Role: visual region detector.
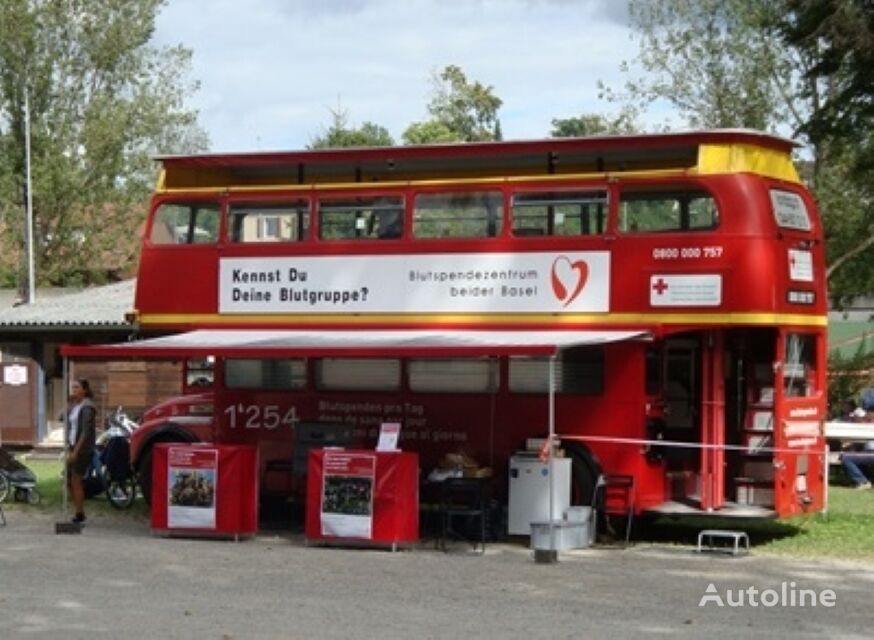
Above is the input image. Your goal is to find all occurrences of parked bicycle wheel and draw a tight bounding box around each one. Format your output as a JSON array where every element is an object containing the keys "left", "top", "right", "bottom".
[
  {"left": 106, "top": 477, "right": 136, "bottom": 509},
  {"left": 0, "top": 473, "right": 9, "bottom": 503}
]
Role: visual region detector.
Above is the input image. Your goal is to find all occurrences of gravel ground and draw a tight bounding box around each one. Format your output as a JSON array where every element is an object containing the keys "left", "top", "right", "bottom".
[{"left": 0, "top": 509, "right": 871, "bottom": 639}]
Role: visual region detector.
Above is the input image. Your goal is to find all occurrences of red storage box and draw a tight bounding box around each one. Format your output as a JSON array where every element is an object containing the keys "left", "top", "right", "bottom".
[
  {"left": 151, "top": 443, "right": 259, "bottom": 539},
  {"left": 305, "top": 449, "right": 419, "bottom": 549}
]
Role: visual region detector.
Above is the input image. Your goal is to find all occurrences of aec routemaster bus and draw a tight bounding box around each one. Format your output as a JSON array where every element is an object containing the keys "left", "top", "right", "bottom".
[{"left": 64, "top": 130, "right": 828, "bottom": 520}]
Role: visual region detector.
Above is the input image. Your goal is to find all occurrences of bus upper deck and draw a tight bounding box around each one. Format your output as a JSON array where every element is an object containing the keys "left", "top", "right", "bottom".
[{"left": 132, "top": 129, "right": 826, "bottom": 335}]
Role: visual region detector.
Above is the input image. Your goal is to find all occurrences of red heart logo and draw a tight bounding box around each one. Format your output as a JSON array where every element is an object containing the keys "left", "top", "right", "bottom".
[{"left": 551, "top": 256, "right": 589, "bottom": 307}]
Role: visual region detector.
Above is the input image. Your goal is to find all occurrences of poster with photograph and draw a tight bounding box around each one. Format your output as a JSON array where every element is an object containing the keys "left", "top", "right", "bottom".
[
  {"left": 320, "top": 451, "right": 376, "bottom": 539},
  {"left": 167, "top": 447, "right": 218, "bottom": 529}
]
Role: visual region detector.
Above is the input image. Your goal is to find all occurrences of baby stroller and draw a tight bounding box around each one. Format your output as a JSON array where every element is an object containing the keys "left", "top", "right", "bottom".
[{"left": 0, "top": 447, "right": 40, "bottom": 505}]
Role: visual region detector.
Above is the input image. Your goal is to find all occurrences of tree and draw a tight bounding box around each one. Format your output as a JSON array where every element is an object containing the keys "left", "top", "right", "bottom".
[
  {"left": 608, "top": 0, "right": 795, "bottom": 132},
  {"left": 781, "top": 0, "right": 874, "bottom": 173},
  {"left": 401, "top": 120, "right": 458, "bottom": 145},
  {"left": 780, "top": 0, "right": 874, "bottom": 298},
  {"left": 550, "top": 110, "right": 641, "bottom": 137},
  {"left": 0, "top": 0, "right": 208, "bottom": 288},
  {"left": 308, "top": 107, "right": 394, "bottom": 149},
  {"left": 610, "top": 0, "right": 872, "bottom": 304},
  {"left": 402, "top": 65, "right": 503, "bottom": 144}
]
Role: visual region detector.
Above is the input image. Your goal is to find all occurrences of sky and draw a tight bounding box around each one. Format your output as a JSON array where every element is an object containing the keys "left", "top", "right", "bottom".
[{"left": 152, "top": 0, "right": 660, "bottom": 153}]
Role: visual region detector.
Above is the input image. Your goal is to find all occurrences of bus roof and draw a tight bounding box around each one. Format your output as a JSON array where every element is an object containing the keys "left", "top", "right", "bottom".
[{"left": 154, "top": 129, "right": 801, "bottom": 191}]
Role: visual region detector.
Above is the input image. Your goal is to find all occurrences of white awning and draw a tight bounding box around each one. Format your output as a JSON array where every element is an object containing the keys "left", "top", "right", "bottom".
[{"left": 62, "top": 328, "right": 650, "bottom": 359}]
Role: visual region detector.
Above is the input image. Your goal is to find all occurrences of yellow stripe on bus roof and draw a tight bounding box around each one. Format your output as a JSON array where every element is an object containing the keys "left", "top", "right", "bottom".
[{"left": 697, "top": 143, "right": 800, "bottom": 183}]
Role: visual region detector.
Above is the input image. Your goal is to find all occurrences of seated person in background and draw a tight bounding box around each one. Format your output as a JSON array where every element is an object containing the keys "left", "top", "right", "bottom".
[
  {"left": 841, "top": 440, "right": 874, "bottom": 490},
  {"left": 843, "top": 399, "right": 867, "bottom": 421}
]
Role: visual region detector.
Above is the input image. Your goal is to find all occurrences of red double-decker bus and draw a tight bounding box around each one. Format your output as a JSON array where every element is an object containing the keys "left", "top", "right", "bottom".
[{"left": 66, "top": 130, "right": 828, "bottom": 520}]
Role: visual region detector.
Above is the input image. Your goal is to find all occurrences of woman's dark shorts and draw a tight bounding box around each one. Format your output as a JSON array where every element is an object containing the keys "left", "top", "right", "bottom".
[{"left": 68, "top": 449, "right": 94, "bottom": 476}]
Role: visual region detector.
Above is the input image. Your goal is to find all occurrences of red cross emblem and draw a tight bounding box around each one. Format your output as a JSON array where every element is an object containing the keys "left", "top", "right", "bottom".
[{"left": 652, "top": 278, "right": 669, "bottom": 295}]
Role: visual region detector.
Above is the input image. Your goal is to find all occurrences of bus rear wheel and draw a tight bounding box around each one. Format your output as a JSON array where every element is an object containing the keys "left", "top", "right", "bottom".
[{"left": 564, "top": 442, "right": 601, "bottom": 507}]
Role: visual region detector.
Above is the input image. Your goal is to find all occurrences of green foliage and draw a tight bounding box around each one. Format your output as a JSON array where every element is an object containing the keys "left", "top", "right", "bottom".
[
  {"left": 613, "top": 0, "right": 794, "bottom": 131},
  {"left": 828, "top": 340, "right": 874, "bottom": 417},
  {"left": 401, "top": 120, "right": 458, "bottom": 145},
  {"left": 613, "top": 0, "right": 873, "bottom": 301},
  {"left": 308, "top": 107, "right": 394, "bottom": 149},
  {"left": 402, "top": 65, "right": 503, "bottom": 144},
  {"left": 781, "top": 0, "right": 874, "bottom": 173},
  {"left": 550, "top": 110, "right": 641, "bottom": 138},
  {"left": 0, "top": 0, "right": 207, "bottom": 287}
]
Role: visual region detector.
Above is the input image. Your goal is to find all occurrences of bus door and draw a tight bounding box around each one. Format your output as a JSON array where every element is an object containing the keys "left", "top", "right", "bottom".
[
  {"left": 663, "top": 334, "right": 726, "bottom": 510},
  {"left": 662, "top": 338, "right": 700, "bottom": 503}
]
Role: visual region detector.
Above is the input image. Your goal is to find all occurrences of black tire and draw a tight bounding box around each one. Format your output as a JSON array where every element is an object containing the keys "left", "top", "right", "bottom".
[
  {"left": 107, "top": 478, "right": 136, "bottom": 509},
  {"left": 0, "top": 474, "right": 9, "bottom": 504},
  {"left": 564, "top": 442, "right": 601, "bottom": 506},
  {"left": 26, "top": 489, "right": 40, "bottom": 505},
  {"left": 137, "top": 446, "right": 155, "bottom": 505}
]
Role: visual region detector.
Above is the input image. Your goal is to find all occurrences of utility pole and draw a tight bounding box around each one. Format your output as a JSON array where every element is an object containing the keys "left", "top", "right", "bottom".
[{"left": 24, "top": 89, "right": 35, "bottom": 304}]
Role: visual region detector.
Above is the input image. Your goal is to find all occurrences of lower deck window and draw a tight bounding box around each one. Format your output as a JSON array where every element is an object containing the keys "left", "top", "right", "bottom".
[
  {"left": 509, "top": 348, "right": 604, "bottom": 394},
  {"left": 316, "top": 358, "right": 401, "bottom": 391},
  {"left": 224, "top": 359, "right": 306, "bottom": 390},
  {"left": 783, "top": 333, "right": 817, "bottom": 397},
  {"left": 408, "top": 358, "right": 499, "bottom": 393}
]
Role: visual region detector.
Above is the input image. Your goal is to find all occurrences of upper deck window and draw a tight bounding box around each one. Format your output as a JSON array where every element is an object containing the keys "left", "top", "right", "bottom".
[
  {"left": 150, "top": 202, "right": 220, "bottom": 244},
  {"left": 318, "top": 196, "right": 404, "bottom": 240},
  {"left": 511, "top": 190, "right": 607, "bottom": 237},
  {"left": 230, "top": 201, "right": 309, "bottom": 242},
  {"left": 619, "top": 189, "right": 717, "bottom": 233},
  {"left": 413, "top": 191, "right": 503, "bottom": 238},
  {"left": 770, "top": 189, "right": 811, "bottom": 231}
]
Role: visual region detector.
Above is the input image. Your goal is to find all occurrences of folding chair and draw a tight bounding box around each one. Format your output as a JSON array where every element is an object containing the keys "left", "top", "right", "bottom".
[{"left": 594, "top": 474, "right": 635, "bottom": 546}]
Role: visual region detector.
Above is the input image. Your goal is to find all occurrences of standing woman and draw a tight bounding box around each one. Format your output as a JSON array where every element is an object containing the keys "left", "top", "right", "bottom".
[{"left": 67, "top": 379, "right": 96, "bottom": 525}]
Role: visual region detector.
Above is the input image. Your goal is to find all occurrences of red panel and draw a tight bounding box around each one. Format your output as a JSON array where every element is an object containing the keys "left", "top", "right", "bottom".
[
  {"left": 305, "top": 449, "right": 419, "bottom": 546},
  {"left": 151, "top": 443, "right": 259, "bottom": 536}
]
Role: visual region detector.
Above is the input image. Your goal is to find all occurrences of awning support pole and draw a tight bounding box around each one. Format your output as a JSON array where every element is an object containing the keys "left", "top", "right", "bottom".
[
  {"left": 62, "top": 357, "right": 69, "bottom": 514},
  {"left": 548, "top": 353, "right": 556, "bottom": 556}
]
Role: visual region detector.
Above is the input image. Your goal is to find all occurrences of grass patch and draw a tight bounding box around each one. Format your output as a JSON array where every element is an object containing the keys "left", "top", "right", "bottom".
[
  {"left": 637, "top": 487, "right": 874, "bottom": 559},
  {"left": 2, "top": 455, "right": 149, "bottom": 520}
]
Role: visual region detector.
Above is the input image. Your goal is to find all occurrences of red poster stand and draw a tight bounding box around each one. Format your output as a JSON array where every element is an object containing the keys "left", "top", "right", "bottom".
[
  {"left": 305, "top": 449, "right": 419, "bottom": 549},
  {"left": 151, "top": 443, "right": 259, "bottom": 539}
]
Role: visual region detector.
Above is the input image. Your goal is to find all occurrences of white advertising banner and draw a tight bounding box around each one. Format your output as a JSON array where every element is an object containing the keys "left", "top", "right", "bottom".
[
  {"left": 649, "top": 274, "right": 722, "bottom": 307},
  {"left": 219, "top": 251, "right": 610, "bottom": 314}
]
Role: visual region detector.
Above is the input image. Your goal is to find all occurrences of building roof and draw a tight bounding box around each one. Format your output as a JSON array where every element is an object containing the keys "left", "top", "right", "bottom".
[{"left": 0, "top": 280, "right": 134, "bottom": 329}]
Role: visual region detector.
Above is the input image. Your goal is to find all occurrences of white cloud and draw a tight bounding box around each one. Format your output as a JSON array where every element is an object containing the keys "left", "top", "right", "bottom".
[{"left": 154, "top": 0, "right": 646, "bottom": 152}]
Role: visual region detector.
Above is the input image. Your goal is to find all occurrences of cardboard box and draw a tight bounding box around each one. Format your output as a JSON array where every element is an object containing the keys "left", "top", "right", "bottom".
[
  {"left": 736, "top": 481, "right": 774, "bottom": 506},
  {"left": 741, "top": 460, "right": 774, "bottom": 482}
]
